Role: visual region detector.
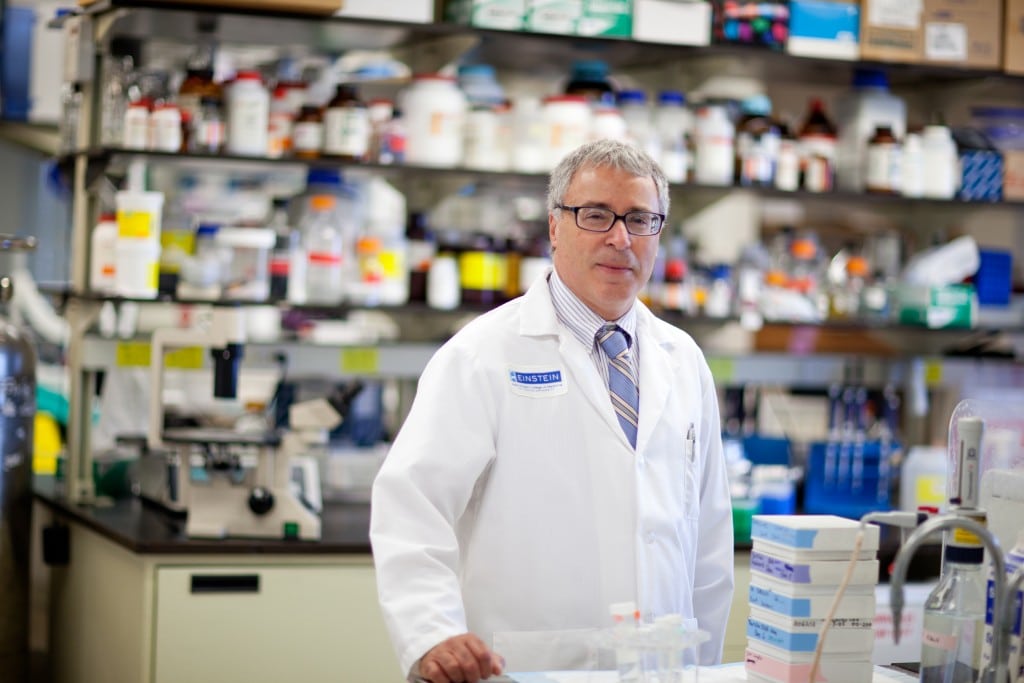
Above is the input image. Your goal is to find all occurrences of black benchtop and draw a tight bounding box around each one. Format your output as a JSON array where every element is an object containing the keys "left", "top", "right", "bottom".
[{"left": 33, "top": 477, "right": 373, "bottom": 555}]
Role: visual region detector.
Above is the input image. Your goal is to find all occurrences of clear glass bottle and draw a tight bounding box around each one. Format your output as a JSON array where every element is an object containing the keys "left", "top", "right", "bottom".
[
  {"left": 301, "top": 194, "right": 344, "bottom": 306},
  {"left": 101, "top": 55, "right": 134, "bottom": 146},
  {"left": 920, "top": 544, "right": 986, "bottom": 683}
]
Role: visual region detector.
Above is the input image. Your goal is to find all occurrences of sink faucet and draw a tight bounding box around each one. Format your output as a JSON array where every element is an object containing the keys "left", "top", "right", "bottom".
[{"left": 889, "top": 513, "right": 1008, "bottom": 683}]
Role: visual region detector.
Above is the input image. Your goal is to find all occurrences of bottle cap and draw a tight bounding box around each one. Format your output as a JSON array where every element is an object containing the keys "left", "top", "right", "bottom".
[{"left": 657, "top": 90, "right": 686, "bottom": 106}]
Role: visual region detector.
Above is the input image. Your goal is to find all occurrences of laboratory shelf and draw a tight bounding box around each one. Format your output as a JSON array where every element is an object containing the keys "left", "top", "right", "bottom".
[
  {"left": 59, "top": 146, "right": 1024, "bottom": 210},
  {"left": 79, "top": 334, "right": 440, "bottom": 377}
]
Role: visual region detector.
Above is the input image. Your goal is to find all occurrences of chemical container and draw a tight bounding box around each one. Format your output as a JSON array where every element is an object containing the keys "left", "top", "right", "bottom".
[
  {"left": 215, "top": 227, "right": 275, "bottom": 301},
  {"left": 401, "top": 74, "right": 467, "bottom": 167},
  {"left": 835, "top": 68, "right": 906, "bottom": 192}
]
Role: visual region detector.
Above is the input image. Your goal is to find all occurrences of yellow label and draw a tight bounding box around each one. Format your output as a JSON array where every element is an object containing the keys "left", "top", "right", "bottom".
[
  {"left": 924, "top": 360, "right": 943, "bottom": 386},
  {"left": 116, "top": 343, "right": 204, "bottom": 369},
  {"left": 952, "top": 527, "right": 983, "bottom": 546},
  {"left": 460, "top": 251, "right": 506, "bottom": 290},
  {"left": 916, "top": 474, "right": 947, "bottom": 505},
  {"left": 379, "top": 250, "right": 405, "bottom": 279},
  {"left": 340, "top": 347, "right": 379, "bottom": 374},
  {"left": 117, "top": 209, "right": 155, "bottom": 239},
  {"left": 149, "top": 262, "right": 159, "bottom": 291},
  {"left": 116, "top": 342, "right": 152, "bottom": 367},
  {"left": 706, "top": 357, "right": 735, "bottom": 383},
  {"left": 165, "top": 347, "right": 204, "bottom": 370}
]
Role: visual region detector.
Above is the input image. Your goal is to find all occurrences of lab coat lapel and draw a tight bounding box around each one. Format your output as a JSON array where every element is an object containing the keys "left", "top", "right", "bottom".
[
  {"left": 519, "top": 273, "right": 633, "bottom": 447},
  {"left": 636, "top": 309, "right": 677, "bottom": 453}
]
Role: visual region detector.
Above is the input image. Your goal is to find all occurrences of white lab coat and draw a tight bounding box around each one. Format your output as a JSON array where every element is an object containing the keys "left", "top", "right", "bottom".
[{"left": 370, "top": 273, "right": 734, "bottom": 677}]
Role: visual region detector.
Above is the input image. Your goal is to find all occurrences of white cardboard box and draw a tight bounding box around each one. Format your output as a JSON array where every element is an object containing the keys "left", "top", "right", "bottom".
[
  {"left": 632, "top": 0, "right": 711, "bottom": 45},
  {"left": 334, "top": 0, "right": 434, "bottom": 22}
]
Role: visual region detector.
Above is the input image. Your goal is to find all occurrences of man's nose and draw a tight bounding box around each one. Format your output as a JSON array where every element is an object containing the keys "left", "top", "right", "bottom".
[{"left": 605, "top": 217, "right": 632, "bottom": 248}]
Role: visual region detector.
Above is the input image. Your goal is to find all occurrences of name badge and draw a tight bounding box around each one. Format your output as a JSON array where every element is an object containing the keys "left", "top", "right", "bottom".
[{"left": 507, "top": 366, "right": 568, "bottom": 397}]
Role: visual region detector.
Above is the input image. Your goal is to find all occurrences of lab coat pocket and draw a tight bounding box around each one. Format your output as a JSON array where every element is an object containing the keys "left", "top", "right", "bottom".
[
  {"left": 680, "top": 429, "right": 700, "bottom": 520},
  {"left": 492, "top": 628, "right": 599, "bottom": 672}
]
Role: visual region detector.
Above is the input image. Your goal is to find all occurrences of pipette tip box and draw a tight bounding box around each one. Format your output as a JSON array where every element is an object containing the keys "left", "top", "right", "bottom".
[
  {"left": 750, "top": 549, "right": 880, "bottom": 585},
  {"left": 747, "top": 608, "right": 875, "bottom": 654},
  {"left": 749, "top": 576, "right": 876, "bottom": 619},
  {"left": 745, "top": 644, "right": 873, "bottom": 683},
  {"left": 751, "top": 514, "right": 880, "bottom": 552}
]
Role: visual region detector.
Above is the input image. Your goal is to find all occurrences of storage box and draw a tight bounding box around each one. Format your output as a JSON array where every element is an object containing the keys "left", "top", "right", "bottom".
[
  {"left": 525, "top": 0, "right": 582, "bottom": 33},
  {"left": 632, "top": 0, "right": 711, "bottom": 45},
  {"left": 445, "top": 0, "right": 526, "bottom": 28},
  {"left": 1005, "top": 0, "right": 1024, "bottom": 74},
  {"left": 896, "top": 284, "right": 978, "bottom": 329},
  {"left": 334, "top": 0, "right": 434, "bottom": 22},
  {"left": 1003, "top": 149, "right": 1024, "bottom": 199},
  {"left": 786, "top": 0, "right": 859, "bottom": 60},
  {"left": 578, "top": 0, "right": 631, "bottom": 37},
  {"left": 974, "top": 249, "right": 1013, "bottom": 306},
  {"left": 859, "top": 0, "right": 923, "bottom": 64},
  {"left": 712, "top": 0, "right": 789, "bottom": 49},
  {"left": 76, "top": 0, "right": 342, "bottom": 11},
  {"left": 920, "top": 0, "right": 1002, "bottom": 69}
]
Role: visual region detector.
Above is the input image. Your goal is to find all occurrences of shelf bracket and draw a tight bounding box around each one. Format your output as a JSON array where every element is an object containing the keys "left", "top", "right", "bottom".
[{"left": 65, "top": 299, "right": 103, "bottom": 505}]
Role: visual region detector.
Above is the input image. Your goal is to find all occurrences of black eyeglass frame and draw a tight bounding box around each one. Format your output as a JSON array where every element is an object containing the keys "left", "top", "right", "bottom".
[{"left": 556, "top": 205, "right": 666, "bottom": 236}]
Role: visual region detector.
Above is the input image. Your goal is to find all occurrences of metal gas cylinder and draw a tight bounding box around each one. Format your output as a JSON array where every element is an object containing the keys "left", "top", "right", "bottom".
[{"left": 0, "top": 235, "right": 37, "bottom": 682}]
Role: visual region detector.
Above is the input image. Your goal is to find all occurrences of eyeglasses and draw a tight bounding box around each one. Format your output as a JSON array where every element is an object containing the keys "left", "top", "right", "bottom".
[{"left": 557, "top": 205, "right": 665, "bottom": 236}]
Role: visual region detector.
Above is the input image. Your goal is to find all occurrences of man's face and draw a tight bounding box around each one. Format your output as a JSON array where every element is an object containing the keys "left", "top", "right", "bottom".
[{"left": 549, "top": 164, "right": 662, "bottom": 321}]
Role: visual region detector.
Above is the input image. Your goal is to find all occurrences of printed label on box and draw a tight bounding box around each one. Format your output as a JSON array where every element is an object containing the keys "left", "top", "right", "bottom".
[
  {"left": 868, "top": 0, "right": 922, "bottom": 29},
  {"left": 925, "top": 22, "right": 967, "bottom": 61}
]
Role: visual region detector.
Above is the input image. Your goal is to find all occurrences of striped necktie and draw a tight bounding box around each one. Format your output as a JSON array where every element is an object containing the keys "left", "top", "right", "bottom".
[{"left": 597, "top": 324, "right": 639, "bottom": 448}]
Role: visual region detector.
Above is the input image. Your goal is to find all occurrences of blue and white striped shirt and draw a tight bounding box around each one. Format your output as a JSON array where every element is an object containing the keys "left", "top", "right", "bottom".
[{"left": 547, "top": 268, "right": 640, "bottom": 390}]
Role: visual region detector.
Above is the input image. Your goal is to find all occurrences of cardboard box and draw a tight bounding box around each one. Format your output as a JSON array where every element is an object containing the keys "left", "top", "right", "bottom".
[
  {"left": 1003, "top": 149, "right": 1024, "bottom": 200},
  {"left": 76, "top": 0, "right": 342, "bottom": 12},
  {"left": 786, "top": 0, "right": 859, "bottom": 60},
  {"left": 578, "top": 0, "right": 632, "bottom": 37},
  {"left": 1005, "top": 0, "right": 1024, "bottom": 74},
  {"left": 334, "top": 0, "right": 434, "bottom": 22},
  {"left": 921, "top": 0, "right": 1002, "bottom": 69},
  {"left": 859, "top": 0, "right": 922, "bottom": 63},
  {"left": 632, "top": 0, "right": 711, "bottom": 45},
  {"left": 445, "top": 0, "right": 526, "bottom": 29}
]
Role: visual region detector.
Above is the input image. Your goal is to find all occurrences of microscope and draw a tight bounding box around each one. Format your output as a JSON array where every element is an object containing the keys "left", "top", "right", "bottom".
[{"left": 145, "top": 305, "right": 322, "bottom": 540}]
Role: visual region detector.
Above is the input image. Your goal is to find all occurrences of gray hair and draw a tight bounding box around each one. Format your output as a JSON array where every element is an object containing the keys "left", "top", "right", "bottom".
[{"left": 546, "top": 139, "right": 670, "bottom": 217}]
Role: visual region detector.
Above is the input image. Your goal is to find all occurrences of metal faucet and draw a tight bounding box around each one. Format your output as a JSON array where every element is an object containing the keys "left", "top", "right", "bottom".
[
  {"left": 1002, "top": 566, "right": 1024, "bottom": 682},
  {"left": 889, "top": 513, "right": 1008, "bottom": 683}
]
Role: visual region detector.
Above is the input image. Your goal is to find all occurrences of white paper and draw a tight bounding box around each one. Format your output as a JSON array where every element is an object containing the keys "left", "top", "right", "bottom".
[
  {"left": 868, "top": 0, "right": 922, "bottom": 29},
  {"left": 925, "top": 22, "right": 969, "bottom": 62}
]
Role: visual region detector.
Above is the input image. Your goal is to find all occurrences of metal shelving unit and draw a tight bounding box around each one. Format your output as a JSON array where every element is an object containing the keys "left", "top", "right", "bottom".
[{"left": 55, "top": 1, "right": 1024, "bottom": 504}]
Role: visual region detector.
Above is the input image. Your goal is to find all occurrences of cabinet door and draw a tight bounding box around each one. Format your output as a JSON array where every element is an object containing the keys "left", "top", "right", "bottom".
[{"left": 153, "top": 563, "right": 402, "bottom": 683}]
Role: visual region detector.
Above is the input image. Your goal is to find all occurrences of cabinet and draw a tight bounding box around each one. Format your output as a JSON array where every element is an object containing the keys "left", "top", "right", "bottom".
[{"left": 55, "top": 2, "right": 1024, "bottom": 506}]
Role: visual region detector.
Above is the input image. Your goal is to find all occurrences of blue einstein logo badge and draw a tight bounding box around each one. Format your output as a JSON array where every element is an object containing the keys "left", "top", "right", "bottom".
[{"left": 508, "top": 366, "right": 568, "bottom": 396}]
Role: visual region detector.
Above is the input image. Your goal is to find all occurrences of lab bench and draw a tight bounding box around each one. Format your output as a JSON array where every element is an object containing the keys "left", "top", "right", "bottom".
[{"left": 32, "top": 478, "right": 402, "bottom": 683}]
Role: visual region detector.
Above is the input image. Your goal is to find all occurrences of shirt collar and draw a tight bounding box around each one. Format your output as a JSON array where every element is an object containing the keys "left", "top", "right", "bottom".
[{"left": 548, "top": 268, "right": 637, "bottom": 350}]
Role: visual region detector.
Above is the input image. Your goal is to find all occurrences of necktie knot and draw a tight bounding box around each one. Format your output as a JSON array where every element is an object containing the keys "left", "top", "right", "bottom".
[{"left": 598, "top": 324, "right": 630, "bottom": 360}]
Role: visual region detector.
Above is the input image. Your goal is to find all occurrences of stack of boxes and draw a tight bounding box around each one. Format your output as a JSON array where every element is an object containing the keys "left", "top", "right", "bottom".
[{"left": 745, "top": 515, "right": 880, "bottom": 683}]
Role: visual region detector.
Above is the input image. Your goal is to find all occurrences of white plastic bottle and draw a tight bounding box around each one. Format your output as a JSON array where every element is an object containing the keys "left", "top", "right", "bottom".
[
  {"left": 654, "top": 90, "right": 691, "bottom": 184},
  {"left": 90, "top": 213, "right": 118, "bottom": 294},
  {"left": 618, "top": 89, "right": 659, "bottom": 159},
  {"left": 301, "top": 194, "right": 345, "bottom": 306},
  {"left": 835, "top": 68, "right": 907, "bottom": 191},
  {"left": 901, "top": 131, "right": 924, "bottom": 198},
  {"left": 921, "top": 125, "right": 960, "bottom": 199},
  {"left": 401, "top": 74, "right": 467, "bottom": 167},
  {"left": 694, "top": 104, "right": 735, "bottom": 186},
  {"left": 226, "top": 70, "right": 270, "bottom": 156},
  {"left": 543, "top": 94, "right": 591, "bottom": 169}
]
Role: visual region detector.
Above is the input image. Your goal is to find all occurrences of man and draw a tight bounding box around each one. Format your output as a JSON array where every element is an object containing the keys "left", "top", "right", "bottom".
[{"left": 371, "top": 139, "right": 734, "bottom": 683}]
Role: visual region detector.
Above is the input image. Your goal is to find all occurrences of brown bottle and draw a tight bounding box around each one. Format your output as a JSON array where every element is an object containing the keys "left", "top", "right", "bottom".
[
  {"left": 323, "top": 84, "right": 370, "bottom": 161},
  {"left": 865, "top": 125, "right": 902, "bottom": 195},
  {"left": 292, "top": 105, "right": 324, "bottom": 159},
  {"left": 178, "top": 42, "right": 221, "bottom": 126}
]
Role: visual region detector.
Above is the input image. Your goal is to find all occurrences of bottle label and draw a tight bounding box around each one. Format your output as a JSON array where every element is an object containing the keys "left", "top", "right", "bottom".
[
  {"left": 324, "top": 107, "right": 370, "bottom": 157},
  {"left": 922, "top": 629, "right": 958, "bottom": 652},
  {"left": 293, "top": 121, "right": 323, "bottom": 152},
  {"left": 866, "top": 142, "right": 902, "bottom": 193},
  {"left": 308, "top": 251, "right": 342, "bottom": 265},
  {"left": 460, "top": 251, "right": 506, "bottom": 290}
]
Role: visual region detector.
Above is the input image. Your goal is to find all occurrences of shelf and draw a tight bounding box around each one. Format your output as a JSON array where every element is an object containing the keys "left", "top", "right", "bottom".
[
  {"left": 59, "top": 146, "right": 1024, "bottom": 209},
  {"left": 0, "top": 121, "right": 61, "bottom": 157},
  {"left": 77, "top": 1, "right": 1024, "bottom": 87}
]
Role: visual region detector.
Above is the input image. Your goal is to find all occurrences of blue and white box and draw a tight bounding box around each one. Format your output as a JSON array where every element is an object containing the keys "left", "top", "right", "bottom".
[
  {"left": 786, "top": 0, "right": 859, "bottom": 60},
  {"left": 751, "top": 514, "right": 880, "bottom": 552}
]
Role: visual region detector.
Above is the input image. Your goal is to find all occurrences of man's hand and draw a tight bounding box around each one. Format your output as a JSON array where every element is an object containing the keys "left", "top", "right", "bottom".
[{"left": 419, "top": 633, "right": 503, "bottom": 683}]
